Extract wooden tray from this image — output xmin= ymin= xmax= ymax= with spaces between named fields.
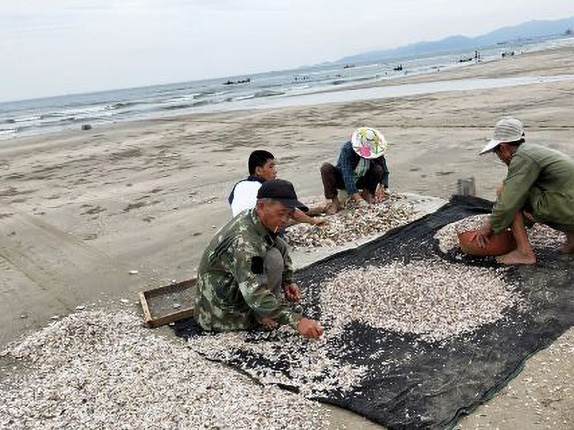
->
xmin=139 ymin=279 xmax=196 ymax=328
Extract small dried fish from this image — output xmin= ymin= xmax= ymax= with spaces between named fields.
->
xmin=287 ymin=193 xmax=416 ymax=249
xmin=320 ymin=259 xmax=523 ymax=342
xmin=0 ymin=310 xmax=327 ymax=429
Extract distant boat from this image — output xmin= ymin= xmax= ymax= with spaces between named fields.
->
xmin=222 ymin=78 xmax=251 ymax=85
xmin=393 ymin=65 xmax=403 ymax=71
xmin=343 ymin=64 xmax=355 ymax=69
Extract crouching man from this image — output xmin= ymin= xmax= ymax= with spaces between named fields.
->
xmin=194 ymin=179 xmax=323 ymax=339
xmin=475 ymin=117 xmax=574 ymax=265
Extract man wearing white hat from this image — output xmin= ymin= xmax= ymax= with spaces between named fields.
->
xmin=475 ymin=117 xmax=574 ymax=265
xmin=320 ymin=127 xmax=390 ymax=214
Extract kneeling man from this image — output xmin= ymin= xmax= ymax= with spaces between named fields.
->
xmin=194 ymin=179 xmax=323 ymax=338
xmin=476 ymin=117 xmax=574 ymax=265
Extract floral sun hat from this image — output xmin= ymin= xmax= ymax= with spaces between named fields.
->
xmin=351 ymin=127 xmax=387 ymax=159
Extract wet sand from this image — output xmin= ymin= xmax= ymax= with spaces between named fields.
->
xmin=1 ymin=45 xmax=573 ymax=429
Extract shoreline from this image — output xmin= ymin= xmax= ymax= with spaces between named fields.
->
xmin=2 ymin=42 xmax=574 ymax=143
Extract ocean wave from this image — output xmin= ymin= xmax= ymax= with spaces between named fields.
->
xmin=163 ymin=94 xmax=197 ymax=104
xmin=304 ymin=68 xmax=342 ymax=76
xmin=12 ymin=124 xmax=34 ymax=133
xmin=193 ymin=91 xmax=217 ymax=99
xmin=39 ymin=112 xmax=88 ymax=121
xmin=254 ymin=90 xmax=285 ymax=98
xmin=107 ymin=101 xmax=143 ymax=110
xmin=234 ymin=94 xmax=255 ymax=101
xmin=37 ymin=115 xmax=78 ymax=125
xmin=7 ymin=115 xmax=42 ymax=123
xmin=351 ymin=76 xmax=377 ymax=83
xmin=40 ymin=113 xmax=64 ymax=119
xmin=352 ymin=63 xmax=380 ymax=70
xmin=39 ymin=105 xmax=113 ymax=120
xmin=161 ymin=99 xmax=211 ymax=110
xmin=235 ymin=90 xmax=285 ymax=101
xmin=283 ymin=84 xmax=311 ymax=93
xmin=328 ymin=75 xmax=379 ymax=87
xmin=162 ymin=104 xmax=191 ymax=111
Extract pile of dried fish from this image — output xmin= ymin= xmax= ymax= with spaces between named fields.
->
xmin=287 ymin=194 xmax=415 ymax=249
xmin=189 ymin=324 xmax=367 ymax=398
xmin=320 ymin=260 xmax=522 ymax=342
xmin=528 ymin=223 xmax=565 ymax=248
xmin=0 ymin=310 xmax=326 ymax=429
xmin=434 ymin=214 xmax=565 ymax=254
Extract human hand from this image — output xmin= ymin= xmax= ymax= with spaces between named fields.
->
xmin=296 ymin=318 xmax=323 ymax=339
xmin=259 ymin=316 xmax=278 ymax=330
xmin=362 ymin=191 xmax=375 ymax=204
xmin=473 ymin=224 xmax=493 ymax=248
xmin=375 ymin=186 xmax=387 ymax=202
xmin=312 ymin=217 xmax=325 ymax=226
xmin=284 ymin=283 xmax=301 ymax=302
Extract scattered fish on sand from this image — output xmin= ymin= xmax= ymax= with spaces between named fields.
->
xmin=0 ymin=310 xmax=327 ymax=429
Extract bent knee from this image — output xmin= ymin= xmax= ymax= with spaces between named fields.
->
xmin=321 ymin=163 xmax=335 ymax=174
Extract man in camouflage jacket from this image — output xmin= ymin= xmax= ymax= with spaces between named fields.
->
xmin=194 ymin=179 xmax=323 ymax=339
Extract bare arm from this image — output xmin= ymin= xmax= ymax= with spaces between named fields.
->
xmin=293 ymin=208 xmax=324 ymax=225
xmin=491 ymin=154 xmax=540 ymax=234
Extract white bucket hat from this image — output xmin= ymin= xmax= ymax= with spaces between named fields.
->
xmin=479 ymin=117 xmax=525 ymax=155
xmin=351 ymin=127 xmax=387 ymax=159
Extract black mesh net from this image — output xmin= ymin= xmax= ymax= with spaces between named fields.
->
xmin=174 ymin=196 xmax=574 ymax=429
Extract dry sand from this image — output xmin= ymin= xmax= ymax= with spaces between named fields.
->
xmin=1 ymin=45 xmax=573 ymax=429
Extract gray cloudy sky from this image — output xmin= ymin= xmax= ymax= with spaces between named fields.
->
xmin=1 ymin=0 xmax=572 ymax=102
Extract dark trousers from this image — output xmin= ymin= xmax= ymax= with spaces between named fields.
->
xmin=320 ymin=163 xmax=383 ymax=199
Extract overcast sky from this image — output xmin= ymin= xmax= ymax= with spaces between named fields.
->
xmin=1 ymin=0 xmax=572 ymax=102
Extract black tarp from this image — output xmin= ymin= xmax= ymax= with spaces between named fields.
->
xmin=174 ymin=196 xmax=574 ymax=429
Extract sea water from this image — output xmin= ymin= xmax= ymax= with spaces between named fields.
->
xmin=1 ymin=36 xmax=573 ymax=140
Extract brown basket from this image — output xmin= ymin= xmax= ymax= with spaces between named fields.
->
xmin=457 ymin=230 xmax=516 ymax=256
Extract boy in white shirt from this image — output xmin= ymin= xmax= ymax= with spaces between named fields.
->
xmin=229 ymin=150 xmax=323 ymax=226
xmin=229 ymin=150 xmax=277 ymax=216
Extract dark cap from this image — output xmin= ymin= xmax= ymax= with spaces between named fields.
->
xmin=257 ymin=179 xmax=309 ymax=212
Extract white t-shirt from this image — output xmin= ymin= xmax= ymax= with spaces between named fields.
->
xmin=230 ymin=181 xmax=262 ymax=216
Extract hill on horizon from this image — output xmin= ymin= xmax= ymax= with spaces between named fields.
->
xmin=336 ymin=16 xmax=574 ymax=64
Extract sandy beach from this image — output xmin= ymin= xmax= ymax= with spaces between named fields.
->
xmin=1 ymin=45 xmax=573 ymax=429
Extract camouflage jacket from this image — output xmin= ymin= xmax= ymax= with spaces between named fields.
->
xmin=194 ymin=208 xmax=302 ymax=331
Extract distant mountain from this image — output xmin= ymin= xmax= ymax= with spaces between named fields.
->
xmin=337 ymin=16 xmax=574 ymax=64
